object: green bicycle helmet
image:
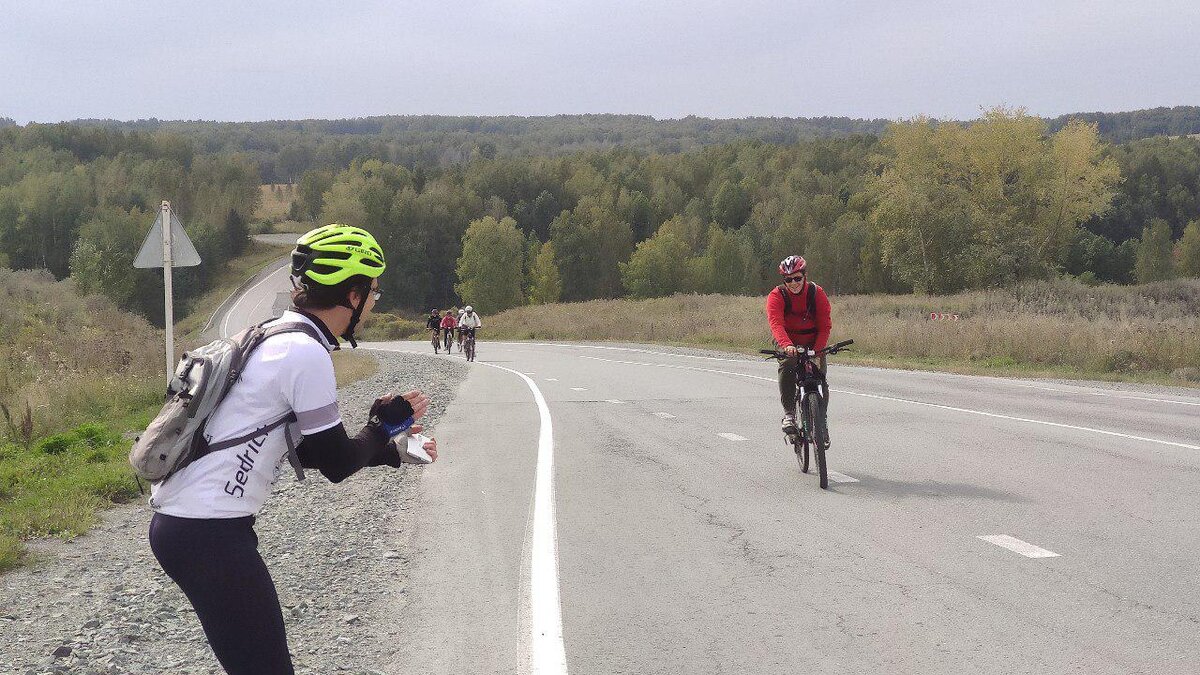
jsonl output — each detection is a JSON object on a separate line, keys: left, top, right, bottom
{"left": 291, "top": 224, "right": 386, "bottom": 286}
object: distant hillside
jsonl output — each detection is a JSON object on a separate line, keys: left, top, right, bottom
{"left": 69, "top": 114, "right": 890, "bottom": 181}
{"left": 60, "top": 108, "right": 1200, "bottom": 182}
{"left": 1047, "top": 106, "right": 1200, "bottom": 143}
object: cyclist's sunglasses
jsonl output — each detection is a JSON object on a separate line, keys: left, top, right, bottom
{"left": 783, "top": 274, "right": 806, "bottom": 284}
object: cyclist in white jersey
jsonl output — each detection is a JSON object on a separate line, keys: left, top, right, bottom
{"left": 148, "top": 224, "right": 437, "bottom": 674}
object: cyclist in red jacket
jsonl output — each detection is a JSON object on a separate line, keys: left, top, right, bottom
{"left": 765, "top": 255, "right": 832, "bottom": 436}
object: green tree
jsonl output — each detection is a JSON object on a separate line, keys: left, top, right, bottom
{"left": 868, "top": 109, "right": 1120, "bottom": 292}
{"left": 694, "top": 225, "right": 755, "bottom": 294}
{"left": 711, "top": 180, "right": 751, "bottom": 229}
{"left": 527, "top": 241, "right": 562, "bottom": 304}
{"left": 69, "top": 206, "right": 160, "bottom": 317}
{"left": 297, "top": 170, "right": 334, "bottom": 221}
{"left": 223, "top": 209, "right": 248, "bottom": 256}
{"left": 1173, "top": 220, "right": 1200, "bottom": 277}
{"left": 620, "top": 231, "right": 690, "bottom": 298}
{"left": 549, "top": 199, "right": 634, "bottom": 301}
{"left": 455, "top": 216, "right": 525, "bottom": 313}
{"left": 1134, "top": 219, "right": 1176, "bottom": 283}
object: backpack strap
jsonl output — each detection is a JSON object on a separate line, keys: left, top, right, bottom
{"left": 776, "top": 285, "right": 791, "bottom": 314}
{"left": 779, "top": 283, "right": 820, "bottom": 335}
{"left": 194, "top": 319, "right": 328, "bottom": 480}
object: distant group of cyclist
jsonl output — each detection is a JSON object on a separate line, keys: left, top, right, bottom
{"left": 426, "top": 304, "right": 482, "bottom": 355}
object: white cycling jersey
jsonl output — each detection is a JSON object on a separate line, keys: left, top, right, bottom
{"left": 149, "top": 311, "right": 342, "bottom": 518}
{"left": 458, "top": 312, "right": 482, "bottom": 329}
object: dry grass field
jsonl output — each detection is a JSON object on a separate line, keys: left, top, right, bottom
{"left": 256, "top": 183, "right": 296, "bottom": 223}
{"left": 482, "top": 279, "right": 1200, "bottom": 385}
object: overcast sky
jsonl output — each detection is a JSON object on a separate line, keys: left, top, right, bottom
{"left": 2, "top": 0, "right": 1197, "bottom": 124}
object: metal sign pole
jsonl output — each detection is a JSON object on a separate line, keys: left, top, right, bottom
{"left": 161, "top": 200, "right": 174, "bottom": 386}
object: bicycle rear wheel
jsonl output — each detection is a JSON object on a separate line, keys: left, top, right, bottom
{"left": 466, "top": 338, "right": 475, "bottom": 361}
{"left": 793, "top": 433, "right": 809, "bottom": 473}
{"left": 804, "top": 393, "right": 828, "bottom": 489}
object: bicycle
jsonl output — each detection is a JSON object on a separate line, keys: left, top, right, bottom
{"left": 442, "top": 327, "right": 453, "bottom": 353}
{"left": 430, "top": 329, "right": 441, "bottom": 353}
{"left": 463, "top": 328, "right": 478, "bottom": 362}
{"left": 760, "top": 339, "right": 854, "bottom": 489}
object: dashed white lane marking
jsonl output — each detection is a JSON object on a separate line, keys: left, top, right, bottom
{"left": 524, "top": 371, "right": 536, "bottom": 375}
{"left": 366, "top": 346, "right": 568, "bottom": 673}
{"left": 978, "top": 535, "right": 1060, "bottom": 559}
{"left": 605, "top": 399, "right": 624, "bottom": 404}
{"left": 653, "top": 412, "right": 676, "bottom": 419}
{"left": 827, "top": 471, "right": 860, "bottom": 483}
{"left": 570, "top": 387, "right": 587, "bottom": 391}
{"left": 718, "top": 433, "right": 748, "bottom": 442}
{"left": 545, "top": 378, "right": 559, "bottom": 382}
{"left": 577, "top": 356, "right": 1200, "bottom": 452}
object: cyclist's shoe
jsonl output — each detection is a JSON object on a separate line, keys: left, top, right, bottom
{"left": 781, "top": 414, "right": 799, "bottom": 436}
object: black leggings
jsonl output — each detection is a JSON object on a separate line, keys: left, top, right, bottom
{"left": 149, "top": 512, "right": 294, "bottom": 674}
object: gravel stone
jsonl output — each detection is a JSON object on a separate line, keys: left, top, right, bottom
{"left": 0, "top": 349, "right": 466, "bottom": 674}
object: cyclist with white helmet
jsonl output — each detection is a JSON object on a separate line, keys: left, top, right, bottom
{"left": 148, "top": 224, "right": 438, "bottom": 674}
{"left": 766, "top": 255, "right": 832, "bottom": 436}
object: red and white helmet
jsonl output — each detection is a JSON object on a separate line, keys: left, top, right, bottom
{"left": 778, "top": 255, "right": 807, "bottom": 276}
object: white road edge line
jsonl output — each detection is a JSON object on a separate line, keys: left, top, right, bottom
{"left": 577, "top": 355, "right": 1200, "bottom": 452}
{"left": 220, "top": 264, "right": 290, "bottom": 337}
{"left": 366, "top": 346, "right": 568, "bottom": 674}
{"left": 978, "top": 535, "right": 1060, "bottom": 558}
{"left": 570, "top": 387, "right": 587, "bottom": 391}
{"left": 545, "top": 378, "right": 558, "bottom": 382}
{"left": 605, "top": 399, "right": 624, "bottom": 404}
{"left": 827, "top": 471, "right": 860, "bottom": 483}
{"left": 718, "top": 432, "right": 748, "bottom": 442}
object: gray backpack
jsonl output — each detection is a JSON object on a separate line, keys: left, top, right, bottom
{"left": 129, "top": 320, "right": 323, "bottom": 483}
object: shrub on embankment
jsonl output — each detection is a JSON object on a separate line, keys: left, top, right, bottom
{"left": 482, "top": 278, "right": 1200, "bottom": 384}
{"left": 0, "top": 268, "right": 163, "bottom": 572}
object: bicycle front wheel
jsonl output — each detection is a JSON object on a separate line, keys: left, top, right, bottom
{"left": 804, "top": 393, "right": 828, "bottom": 489}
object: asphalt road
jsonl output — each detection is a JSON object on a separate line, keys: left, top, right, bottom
{"left": 212, "top": 268, "right": 1200, "bottom": 674}
{"left": 361, "top": 339, "right": 1200, "bottom": 675}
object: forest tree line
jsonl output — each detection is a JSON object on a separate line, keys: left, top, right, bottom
{"left": 1, "top": 108, "right": 1200, "bottom": 320}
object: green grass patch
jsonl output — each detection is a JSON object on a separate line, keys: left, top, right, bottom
{"left": 0, "top": 413, "right": 156, "bottom": 573}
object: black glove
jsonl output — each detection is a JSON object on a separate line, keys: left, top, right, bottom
{"left": 369, "top": 396, "right": 415, "bottom": 437}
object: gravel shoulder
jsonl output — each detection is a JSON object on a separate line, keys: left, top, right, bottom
{"left": 0, "top": 349, "right": 465, "bottom": 675}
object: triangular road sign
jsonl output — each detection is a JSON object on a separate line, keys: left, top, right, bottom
{"left": 134, "top": 210, "right": 202, "bottom": 268}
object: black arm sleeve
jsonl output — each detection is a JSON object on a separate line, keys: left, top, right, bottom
{"left": 294, "top": 422, "right": 401, "bottom": 483}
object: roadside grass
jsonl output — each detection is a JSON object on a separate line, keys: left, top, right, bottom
{"left": 480, "top": 278, "right": 1200, "bottom": 386}
{"left": 0, "top": 268, "right": 167, "bottom": 572}
{"left": 268, "top": 219, "right": 312, "bottom": 234}
{"left": 332, "top": 350, "right": 379, "bottom": 387}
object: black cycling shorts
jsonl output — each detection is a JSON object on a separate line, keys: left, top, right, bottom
{"left": 149, "top": 512, "right": 294, "bottom": 674}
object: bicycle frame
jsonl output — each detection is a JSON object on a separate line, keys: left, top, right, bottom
{"left": 760, "top": 340, "right": 853, "bottom": 489}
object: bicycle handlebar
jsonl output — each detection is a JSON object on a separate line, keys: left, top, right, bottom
{"left": 759, "top": 339, "right": 854, "bottom": 360}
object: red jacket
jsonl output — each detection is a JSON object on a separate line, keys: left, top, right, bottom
{"left": 765, "top": 281, "right": 831, "bottom": 351}
{"left": 439, "top": 315, "right": 457, "bottom": 329}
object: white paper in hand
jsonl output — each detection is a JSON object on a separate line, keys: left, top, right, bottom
{"left": 403, "top": 433, "right": 433, "bottom": 464}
